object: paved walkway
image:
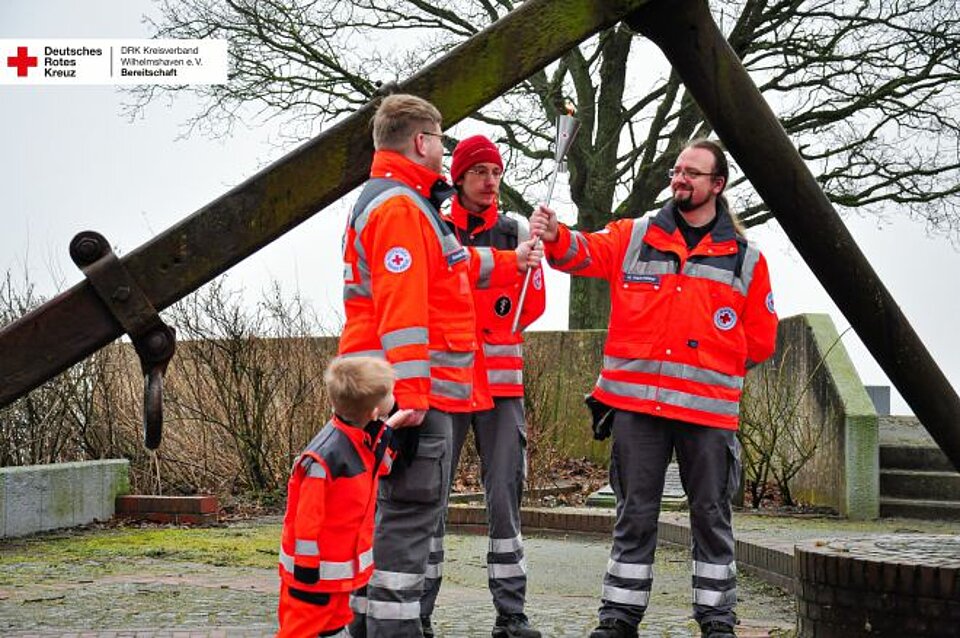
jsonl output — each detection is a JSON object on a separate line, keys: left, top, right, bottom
{"left": 2, "top": 508, "right": 955, "bottom": 637}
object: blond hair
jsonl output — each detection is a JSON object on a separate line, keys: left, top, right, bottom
{"left": 372, "top": 94, "right": 442, "bottom": 151}
{"left": 325, "top": 357, "right": 395, "bottom": 425}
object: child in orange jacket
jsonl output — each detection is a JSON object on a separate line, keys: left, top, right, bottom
{"left": 276, "top": 356, "right": 414, "bottom": 638}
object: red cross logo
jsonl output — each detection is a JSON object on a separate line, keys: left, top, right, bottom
{"left": 713, "top": 306, "right": 737, "bottom": 331}
{"left": 384, "top": 247, "right": 412, "bottom": 273}
{"left": 7, "top": 46, "right": 38, "bottom": 77}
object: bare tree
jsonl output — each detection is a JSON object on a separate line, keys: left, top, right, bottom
{"left": 162, "top": 277, "right": 330, "bottom": 493}
{"left": 134, "top": 0, "right": 960, "bottom": 328}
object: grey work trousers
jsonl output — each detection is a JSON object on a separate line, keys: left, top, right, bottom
{"left": 349, "top": 408, "right": 452, "bottom": 638}
{"left": 599, "top": 410, "right": 740, "bottom": 629}
{"left": 420, "top": 397, "right": 529, "bottom": 618}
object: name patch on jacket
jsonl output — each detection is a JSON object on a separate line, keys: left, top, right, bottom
{"left": 623, "top": 273, "right": 660, "bottom": 285}
{"left": 446, "top": 248, "right": 468, "bottom": 267}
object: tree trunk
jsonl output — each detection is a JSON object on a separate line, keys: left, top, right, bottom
{"left": 568, "top": 277, "right": 610, "bottom": 329}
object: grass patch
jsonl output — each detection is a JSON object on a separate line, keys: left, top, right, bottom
{"left": 0, "top": 522, "right": 283, "bottom": 582}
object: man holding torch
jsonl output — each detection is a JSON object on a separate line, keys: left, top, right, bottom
{"left": 418, "top": 135, "right": 545, "bottom": 638}
{"left": 530, "top": 139, "right": 778, "bottom": 638}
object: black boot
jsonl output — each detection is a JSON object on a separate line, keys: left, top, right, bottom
{"left": 588, "top": 617, "right": 638, "bottom": 638}
{"left": 700, "top": 620, "right": 736, "bottom": 638}
{"left": 421, "top": 615, "right": 435, "bottom": 638}
{"left": 491, "top": 612, "right": 541, "bottom": 638}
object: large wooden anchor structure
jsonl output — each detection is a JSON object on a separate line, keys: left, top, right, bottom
{"left": 1, "top": 0, "right": 958, "bottom": 471}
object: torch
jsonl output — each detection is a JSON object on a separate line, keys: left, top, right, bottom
{"left": 511, "top": 104, "right": 580, "bottom": 333}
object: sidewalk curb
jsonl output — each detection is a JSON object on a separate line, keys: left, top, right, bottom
{"left": 448, "top": 504, "right": 796, "bottom": 593}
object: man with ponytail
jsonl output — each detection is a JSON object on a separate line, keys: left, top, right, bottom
{"left": 531, "top": 139, "right": 779, "bottom": 638}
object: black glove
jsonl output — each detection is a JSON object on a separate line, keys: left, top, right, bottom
{"left": 584, "top": 394, "right": 615, "bottom": 441}
{"left": 389, "top": 426, "right": 421, "bottom": 468}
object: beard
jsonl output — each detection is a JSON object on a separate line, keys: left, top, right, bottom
{"left": 674, "top": 190, "right": 707, "bottom": 212}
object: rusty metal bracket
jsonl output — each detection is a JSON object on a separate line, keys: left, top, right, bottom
{"left": 69, "top": 231, "right": 175, "bottom": 450}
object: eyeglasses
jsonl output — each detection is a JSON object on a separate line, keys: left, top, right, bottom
{"left": 464, "top": 167, "right": 504, "bottom": 180}
{"left": 668, "top": 168, "right": 717, "bottom": 180}
{"left": 420, "top": 130, "right": 446, "bottom": 142}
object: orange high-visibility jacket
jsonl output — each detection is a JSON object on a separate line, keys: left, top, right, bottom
{"left": 544, "top": 202, "right": 778, "bottom": 429}
{"left": 278, "top": 416, "right": 393, "bottom": 594}
{"left": 339, "top": 151, "right": 520, "bottom": 412}
{"left": 444, "top": 196, "right": 546, "bottom": 398}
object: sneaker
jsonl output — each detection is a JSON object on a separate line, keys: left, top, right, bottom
{"left": 588, "top": 617, "right": 638, "bottom": 638}
{"left": 491, "top": 612, "right": 542, "bottom": 638}
{"left": 700, "top": 620, "right": 736, "bottom": 638}
{"left": 421, "top": 615, "right": 435, "bottom": 638}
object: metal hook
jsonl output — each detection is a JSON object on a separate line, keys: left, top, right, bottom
{"left": 70, "top": 231, "right": 176, "bottom": 450}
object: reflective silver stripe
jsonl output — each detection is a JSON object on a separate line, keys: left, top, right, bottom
{"left": 430, "top": 536, "right": 444, "bottom": 552}
{"left": 625, "top": 259, "right": 675, "bottom": 277}
{"left": 393, "top": 359, "right": 431, "bottom": 380}
{"left": 474, "top": 247, "right": 495, "bottom": 289}
{"left": 381, "top": 454, "right": 393, "bottom": 472}
{"left": 279, "top": 548, "right": 364, "bottom": 581}
{"left": 603, "top": 356, "right": 744, "bottom": 390}
{"left": 425, "top": 562, "right": 443, "bottom": 579}
{"left": 344, "top": 282, "right": 371, "bottom": 300}
{"left": 621, "top": 217, "right": 652, "bottom": 270}
{"left": 358, "top": 548, "right": 374, "bottom": 572}
{"left": 295, "top": 539, "right": 319, "bottom": 556}
{"left": 490, "top": 535, "right": 523, "bottom": 554}
{"left": 369, "top": 569, "right": 424, "bottom": 591}
{"left": 693, "top": 587, "right": 737, "bottom": 607}
{"left": 381, "top": 327, "right": 429, "bottom": 351}
{"left": 488, "top": 559, "right": 526, "bottom": 579}
{"left": 601, "top": 584, "right": 650, "bottom": 607}
{"left": 279, "top": 548, "right": 294, "bottom": 574}
{"left": 319, "top": 558, "right": 356, "bottom": 580}
{"left": 733, "top": 242, "right": 761, "bottom": 296}
{"left": 340, "top": 350, "right": 386, "bottom": 360}
{"left": 693, "top": 560, "right": 737, "bottom": 580}
{"left": 366, "top": 600, "right": 422, "bottom": 621}
{"left": 597, "top": 377, "right": 740, "bottom": 416}
{"left": 353, "top": 187, "right": 414, "bottom": 236}
{"left": 305, "top": 463, "right": 326, "bottom": 479}
{"left": 350, "top": 593, "right": 368, "bottom": 614}
{"left": 683, "top": 262, "right": 735, "bottom": 286}
{"left": 431, "top": 378, "right": 472, "bottom": 400}
{"left": 483, "top": 343, "right": 522, "bottom": 358}
{"left": 430, "top": 350, "right": 475, "bottom": 368}
{"left": 659, "top": 388, "right": 740, "bottom": 416}
{"left": 515, "top": 215, "right": 531, "bottom": 243}
{"left": 488, "top": 369, "right": 523, "bottom": 385}
{"left": 607, "top": 559, "right": 653, "bottom": 580}
{"left": 550, "top": 230, "right": 592, "bottom": 270}
{"left": 596, "top": 377, "right": 657, "bottom": 401}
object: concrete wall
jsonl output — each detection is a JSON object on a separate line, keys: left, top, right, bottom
{"left": 745, "top": 314, "right": 878, "bottom": 519}
{"left": 0, "top": 459, "right": 129, "bottom": 538}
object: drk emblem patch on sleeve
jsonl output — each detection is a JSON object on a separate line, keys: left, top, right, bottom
{"left": 384, "top": 247, "right": 412, "bottom": 273}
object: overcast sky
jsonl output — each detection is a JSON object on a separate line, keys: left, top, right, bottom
{"left": 3, "top": 0, "right": 958, "bottom": 416}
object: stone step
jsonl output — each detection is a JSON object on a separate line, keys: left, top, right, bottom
{"left": 879, "top": 468, "right": 960, "bottom": 501}
{"left": 880, "top": 445, "right": 954, "bottom": 472}
{"left": 879, "top": 496, "right": 960, "bottom": 521}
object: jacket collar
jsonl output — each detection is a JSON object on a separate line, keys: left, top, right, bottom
{"left": 333, "top": 414, "right": 382, "bottom": 450}
{"left": 371, "top": 150, "right": 452, "bottom": 207}
{"left": 648, "top": 198, "right": 738, "bottom": 253}
{"left": 448, "top": 194, "right": 499, "bottom": 235}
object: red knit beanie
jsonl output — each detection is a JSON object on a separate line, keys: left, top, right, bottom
{"left": 451, "top": 135, "right": 503, "bottom": 183}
